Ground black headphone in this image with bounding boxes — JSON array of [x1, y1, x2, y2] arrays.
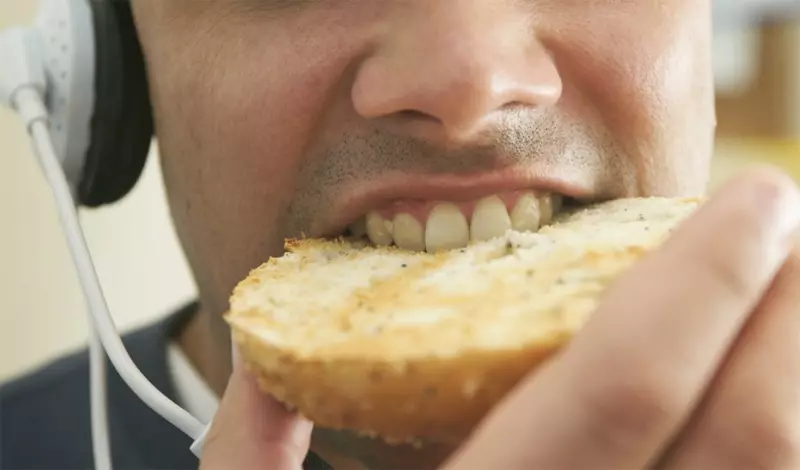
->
[[79, 0, 152, 208]]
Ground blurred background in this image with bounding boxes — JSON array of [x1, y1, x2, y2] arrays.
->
[[1, 1, 799, 382]]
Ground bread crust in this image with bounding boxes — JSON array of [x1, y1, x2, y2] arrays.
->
[[226, 197, 703, 443], [233, 313, 570, 444]]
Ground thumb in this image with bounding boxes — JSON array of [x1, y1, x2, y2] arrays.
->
[[199, 339, 314, 470]]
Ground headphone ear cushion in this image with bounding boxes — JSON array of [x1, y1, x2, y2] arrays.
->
[[79, 0, 153, 207]]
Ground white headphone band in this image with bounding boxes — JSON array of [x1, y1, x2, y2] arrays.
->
[[32, 0, 95, 192]]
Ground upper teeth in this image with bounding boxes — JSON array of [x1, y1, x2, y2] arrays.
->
[[470, 195, 512, 243], [392, 213, 426, 252], [365, 212, 393, 246], [425, 203, 470, 252], [510, 193, 541, 232], [353, 192, 562, 253]]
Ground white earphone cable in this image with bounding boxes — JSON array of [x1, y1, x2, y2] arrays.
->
[[13, 86, 206, 447], [89, 319, 113, 470]]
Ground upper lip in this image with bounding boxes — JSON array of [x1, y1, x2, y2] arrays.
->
[[315, 165, 597, 238]]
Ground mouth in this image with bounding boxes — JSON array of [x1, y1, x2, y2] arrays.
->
[[333, 189, 583, 253], [318, 169, 594, 253]]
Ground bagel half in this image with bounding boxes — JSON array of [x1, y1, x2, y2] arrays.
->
[[226, 197, 703, 444]]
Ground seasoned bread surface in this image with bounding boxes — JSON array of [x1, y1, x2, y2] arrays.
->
[[226, 197, 703, 443]]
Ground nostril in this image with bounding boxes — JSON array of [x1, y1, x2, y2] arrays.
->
[[397, 109, 439, 122], [502, 101, 528, 110], [499, 101, 540, 115]]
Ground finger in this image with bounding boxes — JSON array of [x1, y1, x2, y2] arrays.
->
[[658, 243, 800, 469], [443, 167, 800, 470], [199, 342, 313, 470]]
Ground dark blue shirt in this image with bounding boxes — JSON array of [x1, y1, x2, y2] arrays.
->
[[0, 302, 331, 470]]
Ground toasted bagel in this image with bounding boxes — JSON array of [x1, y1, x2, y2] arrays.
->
[[226, 197, 703, 444]]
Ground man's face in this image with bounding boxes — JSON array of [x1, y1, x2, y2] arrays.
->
[[132, 0, 714, 465]]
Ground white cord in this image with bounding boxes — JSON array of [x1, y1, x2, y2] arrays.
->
[[89, 321, 113, 470], [13, 87, 207, 443]]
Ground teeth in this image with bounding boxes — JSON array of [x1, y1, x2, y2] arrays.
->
[[362, 193, 564, 252], [510, 193, 541, 232], [392, 213, 426, 251], [470, 195, 512, 242], [539, 194, 557, 226], [425, 203, 470, 253], [365, 212, 393, 246]]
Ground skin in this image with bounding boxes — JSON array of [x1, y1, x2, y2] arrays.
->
[[125, 0, 749, 467]]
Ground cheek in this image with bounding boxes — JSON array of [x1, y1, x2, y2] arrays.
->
[[141, 13, 368, 311], [155, 18, 361, 223], [560, 19, 695, 131], [172, 54, 331, 205], [543, 2, 713, 192]]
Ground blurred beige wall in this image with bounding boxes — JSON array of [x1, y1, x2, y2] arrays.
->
[[716, 20, 800, 139], [0, 1, 197, 382]]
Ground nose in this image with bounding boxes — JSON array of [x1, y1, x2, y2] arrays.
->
[[351, 2, 562, 141]]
